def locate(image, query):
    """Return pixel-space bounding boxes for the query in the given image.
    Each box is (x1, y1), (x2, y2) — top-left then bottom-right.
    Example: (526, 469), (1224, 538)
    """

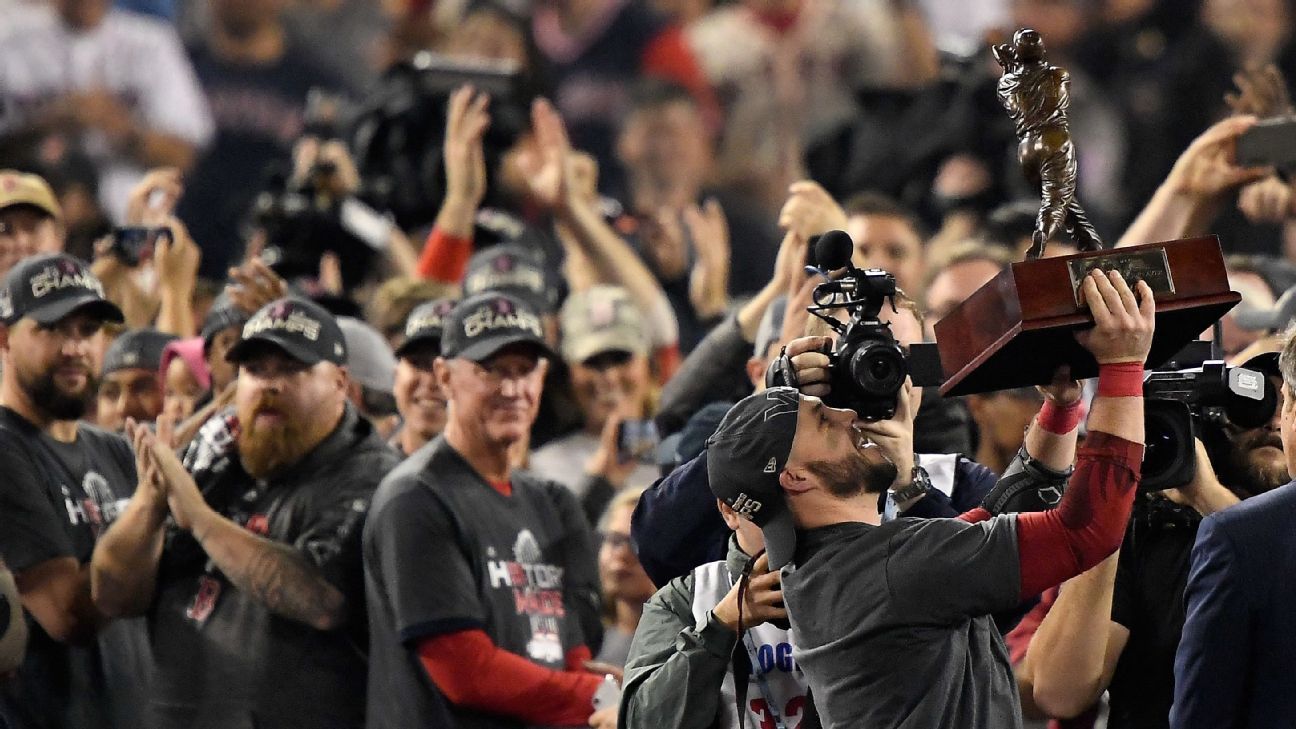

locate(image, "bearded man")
(92, 297), (399, 729)
(0, 253), (154, 729)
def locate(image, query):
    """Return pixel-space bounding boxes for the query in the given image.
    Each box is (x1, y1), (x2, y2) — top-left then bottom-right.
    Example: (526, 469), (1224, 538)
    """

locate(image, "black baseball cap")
(462, 244), (561, 315)
(706, 387), (803, 569)
(0, 253), (123, 326)
(201, 292), (247, 352)
(441, 291), (552, 363)
(394, 297), (458, 358)
(226, 297), (347, 366)
(102, 329), (177, 377)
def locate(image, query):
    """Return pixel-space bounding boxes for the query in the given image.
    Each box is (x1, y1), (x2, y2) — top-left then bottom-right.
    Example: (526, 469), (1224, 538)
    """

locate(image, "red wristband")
(1037, 397), (1085, 435)
(1096, 361), (1145, 398)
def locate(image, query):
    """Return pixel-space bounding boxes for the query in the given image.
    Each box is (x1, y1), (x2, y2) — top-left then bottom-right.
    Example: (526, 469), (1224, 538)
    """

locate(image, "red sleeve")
(1014, 432), (1142, 600)
(641, 27), (722, 132)
(416, 226), (474, 282)
(957, 507), (992, 524)
(418, 629), (601, 726)
(565, 644), (592, 672)
(653, 343), (681, 384)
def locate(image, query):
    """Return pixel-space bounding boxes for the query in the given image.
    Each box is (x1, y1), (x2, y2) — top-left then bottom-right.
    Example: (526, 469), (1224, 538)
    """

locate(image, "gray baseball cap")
(338, 317), (396, 394)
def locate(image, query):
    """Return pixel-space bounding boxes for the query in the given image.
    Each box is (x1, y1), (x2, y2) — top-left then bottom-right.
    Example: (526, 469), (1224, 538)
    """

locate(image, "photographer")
(1022, 349), (1286, 728)
(632, 251), (1084, 589)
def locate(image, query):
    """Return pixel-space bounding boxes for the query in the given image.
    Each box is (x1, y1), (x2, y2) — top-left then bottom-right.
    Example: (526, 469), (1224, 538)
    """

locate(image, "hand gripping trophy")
(994, 28), (1104, 259)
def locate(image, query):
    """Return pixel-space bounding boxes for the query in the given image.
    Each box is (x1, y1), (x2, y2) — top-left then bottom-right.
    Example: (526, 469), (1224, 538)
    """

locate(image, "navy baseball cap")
(707, 387), (802, 569)
(226, 297), (347, 366)
(441, 291), (552, 363)
(394, 297), (458, 358)
(0, 253), (123, 326)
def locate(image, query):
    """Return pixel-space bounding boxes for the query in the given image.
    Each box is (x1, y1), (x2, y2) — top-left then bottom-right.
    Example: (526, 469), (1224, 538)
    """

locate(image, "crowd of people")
(4, 0), (1296, 727)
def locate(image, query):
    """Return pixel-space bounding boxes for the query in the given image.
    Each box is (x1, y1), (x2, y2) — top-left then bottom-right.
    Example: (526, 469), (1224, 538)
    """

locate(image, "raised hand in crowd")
(436, 85), (491, 238)
(125, 167), (184, 226)
(225, 257), (288, 315)
(778, 180), (848, 243)
(1224, 64), (1294, 117)
(1117, 116), (1271, 248)
(1237, 174), (1296, 224)
(586, 407), (643, 491)
(685, 199), (730, 320)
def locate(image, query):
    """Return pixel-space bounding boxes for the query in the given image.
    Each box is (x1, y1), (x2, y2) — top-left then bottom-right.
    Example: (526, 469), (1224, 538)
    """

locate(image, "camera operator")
(701, 269), (1152, 728)
(632, 253), (1084, 590)
(1023, 349), (1287, 729)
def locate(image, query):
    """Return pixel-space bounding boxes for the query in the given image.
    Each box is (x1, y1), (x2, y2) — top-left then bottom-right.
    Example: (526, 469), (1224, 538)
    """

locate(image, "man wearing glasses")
(363, 291), (606, 729)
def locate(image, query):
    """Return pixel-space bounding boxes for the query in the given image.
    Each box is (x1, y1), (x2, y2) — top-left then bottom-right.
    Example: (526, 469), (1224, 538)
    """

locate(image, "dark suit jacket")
(1171, 480), (1296, 729)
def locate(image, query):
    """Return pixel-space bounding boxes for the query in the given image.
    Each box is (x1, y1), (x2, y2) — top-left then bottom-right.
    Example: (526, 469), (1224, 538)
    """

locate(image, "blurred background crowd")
(3, 0), (1296, 727)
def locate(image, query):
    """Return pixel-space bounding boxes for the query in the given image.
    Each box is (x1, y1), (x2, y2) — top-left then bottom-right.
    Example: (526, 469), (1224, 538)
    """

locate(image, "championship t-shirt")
(783, 517), (1022, 729)
(364, 436), (601, 729)
(0, 407), (148, 729)
(146, 405), (396, 729)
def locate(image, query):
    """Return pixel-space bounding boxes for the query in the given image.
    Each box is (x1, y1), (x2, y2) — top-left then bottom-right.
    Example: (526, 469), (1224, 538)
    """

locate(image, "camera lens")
(849, 342), (907, 397)
(1141, 399), (1196, 492)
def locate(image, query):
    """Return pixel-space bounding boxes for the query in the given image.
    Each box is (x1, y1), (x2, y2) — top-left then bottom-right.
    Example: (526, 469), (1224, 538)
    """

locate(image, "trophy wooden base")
(933, 236), (1240, 397)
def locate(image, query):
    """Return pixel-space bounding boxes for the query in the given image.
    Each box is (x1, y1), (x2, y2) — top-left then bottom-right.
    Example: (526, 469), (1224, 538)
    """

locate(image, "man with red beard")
(363, 291), (604, 729)
(91, 297), (399, 729)
(0, 253), (151, 729)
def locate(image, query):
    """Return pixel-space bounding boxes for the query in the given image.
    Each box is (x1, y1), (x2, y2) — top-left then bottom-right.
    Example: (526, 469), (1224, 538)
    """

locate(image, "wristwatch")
(889, 461), (932, 504)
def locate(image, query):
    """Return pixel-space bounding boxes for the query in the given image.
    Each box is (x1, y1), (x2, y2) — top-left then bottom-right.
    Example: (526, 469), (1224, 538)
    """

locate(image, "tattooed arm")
(191, 519), (346, 631)
(149, 434), (347, 631)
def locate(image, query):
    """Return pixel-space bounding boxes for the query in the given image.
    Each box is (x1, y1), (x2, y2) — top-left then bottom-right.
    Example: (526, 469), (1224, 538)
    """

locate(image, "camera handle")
(764, 341), (837, 393)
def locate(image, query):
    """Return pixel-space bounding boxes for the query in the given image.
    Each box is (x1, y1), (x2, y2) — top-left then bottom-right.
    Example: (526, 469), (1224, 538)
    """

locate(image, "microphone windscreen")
(815, 230), (855, 271)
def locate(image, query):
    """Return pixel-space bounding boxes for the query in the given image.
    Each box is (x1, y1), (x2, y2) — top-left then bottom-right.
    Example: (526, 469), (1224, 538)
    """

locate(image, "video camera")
(1141, 341), (1278, 491)
(348, 52), (531, 229)
(766, 230), (942, 421)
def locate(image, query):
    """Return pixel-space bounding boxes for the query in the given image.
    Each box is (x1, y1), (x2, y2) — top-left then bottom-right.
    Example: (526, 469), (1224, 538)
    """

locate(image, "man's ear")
(434, 357), (452, 395)
(717, 498), (741, 530)
(745, 356), (766, 391)
(779, 465), (813, 495)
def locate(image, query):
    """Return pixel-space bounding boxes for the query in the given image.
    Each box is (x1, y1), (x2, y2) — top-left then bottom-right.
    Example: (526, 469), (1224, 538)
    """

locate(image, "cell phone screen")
(617, 419), (660, 461)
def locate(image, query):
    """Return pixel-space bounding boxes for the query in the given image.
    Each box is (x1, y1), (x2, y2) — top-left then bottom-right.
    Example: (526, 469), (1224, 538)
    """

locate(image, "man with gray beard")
(92, 297), (398, 729)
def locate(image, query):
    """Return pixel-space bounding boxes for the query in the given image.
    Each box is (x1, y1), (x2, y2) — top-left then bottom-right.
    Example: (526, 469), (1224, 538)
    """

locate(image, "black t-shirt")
(1107, 497), (1200, 729)
(146, 405), (398, 729)
(363, 436), (602, 729)
(0, 407), (147, 729)
(177, 42), (349, 279)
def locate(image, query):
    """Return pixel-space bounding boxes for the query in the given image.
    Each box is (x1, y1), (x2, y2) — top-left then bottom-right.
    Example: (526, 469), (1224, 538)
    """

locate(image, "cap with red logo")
(0, 170), (61, 220)
(559, 285), (648, 364)
(0, 253), (123, 326)
(461, 244), (561, 315)
(441, 292), (553, 363)
(226, 297), (347, 366)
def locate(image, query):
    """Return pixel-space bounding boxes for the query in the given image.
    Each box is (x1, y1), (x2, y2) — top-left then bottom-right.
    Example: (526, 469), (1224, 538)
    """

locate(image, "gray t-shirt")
(783, 516), (1022, 729)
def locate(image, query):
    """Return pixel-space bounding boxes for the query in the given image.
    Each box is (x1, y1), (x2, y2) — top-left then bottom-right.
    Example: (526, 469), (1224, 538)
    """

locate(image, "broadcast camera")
(1141, 341), (1278, 491)
(766, 230), (941, 421)
(348, 52), (531, 229)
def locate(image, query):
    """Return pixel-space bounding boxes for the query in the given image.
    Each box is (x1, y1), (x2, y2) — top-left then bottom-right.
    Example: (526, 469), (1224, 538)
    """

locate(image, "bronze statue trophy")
(993, 29), (1103, 259)
(932, 28), (1241, 396)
